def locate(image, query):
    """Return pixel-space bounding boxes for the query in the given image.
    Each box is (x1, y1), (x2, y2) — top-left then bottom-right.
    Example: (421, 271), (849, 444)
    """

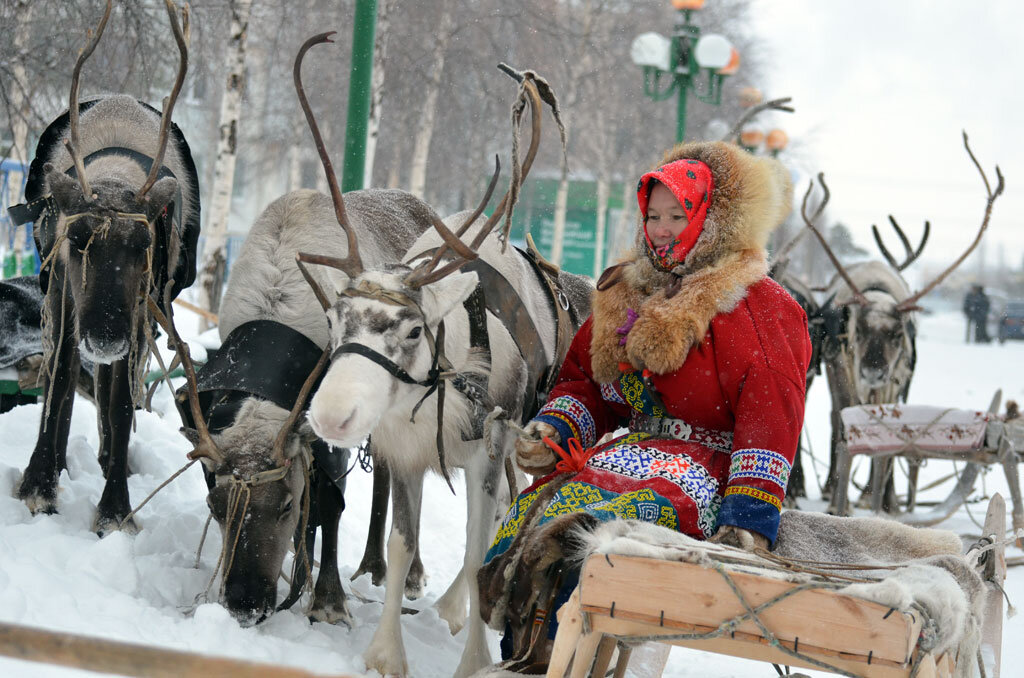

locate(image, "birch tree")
(407, 0), (455, 200)
(364, 0), (396, 188)
(197, 0), (254, 326)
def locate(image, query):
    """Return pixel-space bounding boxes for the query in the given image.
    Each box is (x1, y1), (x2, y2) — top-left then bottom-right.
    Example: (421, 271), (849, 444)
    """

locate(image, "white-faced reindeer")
(295, 42), (591, 678)
(804, 136), (1004, 513)
(14, 0), (198, 535)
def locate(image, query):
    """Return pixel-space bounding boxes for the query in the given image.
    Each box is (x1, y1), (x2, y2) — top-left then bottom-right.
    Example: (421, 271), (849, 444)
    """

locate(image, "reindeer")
(13, 0), (198, 535)
(293, 41), (590, 678)
(803, 136), (1004, 513)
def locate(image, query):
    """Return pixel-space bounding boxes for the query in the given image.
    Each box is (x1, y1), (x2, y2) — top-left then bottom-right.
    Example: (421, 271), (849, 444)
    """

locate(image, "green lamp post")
(631, 0), (739, 143)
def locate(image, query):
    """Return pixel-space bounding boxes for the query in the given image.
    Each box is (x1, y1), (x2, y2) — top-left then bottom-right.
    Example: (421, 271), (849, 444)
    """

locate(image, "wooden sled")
(828, 390), (1024, 540)
(545, 496), (1007, 678)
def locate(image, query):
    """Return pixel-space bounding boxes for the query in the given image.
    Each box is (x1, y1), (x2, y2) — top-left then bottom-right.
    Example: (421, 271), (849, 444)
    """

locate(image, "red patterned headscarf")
(637, 158), (714, 271)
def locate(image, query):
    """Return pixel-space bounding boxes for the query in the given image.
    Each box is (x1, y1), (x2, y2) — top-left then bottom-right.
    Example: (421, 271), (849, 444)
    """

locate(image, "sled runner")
(829, 389), (1024, 539)
(544, 495), (1007, 678)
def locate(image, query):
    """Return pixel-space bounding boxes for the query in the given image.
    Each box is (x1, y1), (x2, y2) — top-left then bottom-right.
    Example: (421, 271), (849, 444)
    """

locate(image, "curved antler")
(801, 172), (868, 306)
(293, 32), (363, 279)
(404, 66), (549, 288)
(65, 0), (113, 200)
(872, 215), (930, 272)
(721, 97), (795, 143)
(148, 281), (223, 464)
(271, 349), (329, 462)
(139, 0), (190, 199)
(896, 131), (1005, 312)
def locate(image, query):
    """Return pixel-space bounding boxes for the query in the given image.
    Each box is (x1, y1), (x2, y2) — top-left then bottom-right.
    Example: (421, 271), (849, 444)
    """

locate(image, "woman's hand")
(514, 421), (559, 476)
(708, 525), (769, 552)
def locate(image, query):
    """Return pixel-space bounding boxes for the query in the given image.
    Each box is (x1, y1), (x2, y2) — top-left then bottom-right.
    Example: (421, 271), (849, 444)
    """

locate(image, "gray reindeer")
(12, 0), (198, 535)
(296, 46), (592, 678)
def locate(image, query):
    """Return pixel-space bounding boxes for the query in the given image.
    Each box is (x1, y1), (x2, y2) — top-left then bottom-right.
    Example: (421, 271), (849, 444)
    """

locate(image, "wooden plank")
(0, 621), (353, 678)
(547, 590), (584, 678)
(580, 555), (917, 664)
(979, 493), (1006, 678)
(588, 615), (923, 678)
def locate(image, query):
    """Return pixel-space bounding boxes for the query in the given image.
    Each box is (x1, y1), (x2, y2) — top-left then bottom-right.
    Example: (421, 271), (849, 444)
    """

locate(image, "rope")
(118, 459), (197, 530)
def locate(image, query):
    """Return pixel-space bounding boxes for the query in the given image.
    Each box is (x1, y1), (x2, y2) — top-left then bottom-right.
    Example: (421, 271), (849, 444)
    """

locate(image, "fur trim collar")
(591, 248), (767, 382)
(590, 142), (790, 382)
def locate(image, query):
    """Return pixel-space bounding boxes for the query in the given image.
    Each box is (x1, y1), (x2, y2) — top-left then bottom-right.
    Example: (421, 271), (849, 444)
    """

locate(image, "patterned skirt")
(485, 431), (732, 565)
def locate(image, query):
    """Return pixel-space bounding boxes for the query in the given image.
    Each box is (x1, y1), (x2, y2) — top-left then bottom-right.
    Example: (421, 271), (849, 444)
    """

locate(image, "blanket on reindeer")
(479, 505), (991, 676)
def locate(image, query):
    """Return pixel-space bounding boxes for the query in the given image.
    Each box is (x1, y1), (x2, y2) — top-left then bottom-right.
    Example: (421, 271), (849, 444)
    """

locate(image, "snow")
(1, 309), (1022, 677)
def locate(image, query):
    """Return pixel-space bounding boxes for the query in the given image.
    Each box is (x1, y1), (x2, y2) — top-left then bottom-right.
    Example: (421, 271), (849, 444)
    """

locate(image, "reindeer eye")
(406, 326), (422, 340)
(280, 497), (294, 516)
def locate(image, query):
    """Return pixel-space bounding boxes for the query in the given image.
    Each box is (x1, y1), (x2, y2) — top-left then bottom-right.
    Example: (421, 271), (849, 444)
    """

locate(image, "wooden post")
(0, 621), (355, 678)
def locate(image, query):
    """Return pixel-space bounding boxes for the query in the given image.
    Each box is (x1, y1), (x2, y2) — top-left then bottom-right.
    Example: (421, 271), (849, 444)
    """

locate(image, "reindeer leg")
(310, 468), (352, 626)
(352, 451), (389, 586)
(93, 356), (138, 536)
(453, 449), (503, 678)
(94, 363), (113, 478)
(405, 513), (427, 600)
(363, 470), (422, 677)
(18, 288), (78, 515)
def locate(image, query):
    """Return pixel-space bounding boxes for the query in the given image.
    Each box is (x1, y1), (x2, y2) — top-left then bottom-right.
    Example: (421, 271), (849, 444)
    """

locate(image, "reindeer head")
(49, 168), (178, 362)
(50, 0), (188, 363)
(187, 400), (312, 625)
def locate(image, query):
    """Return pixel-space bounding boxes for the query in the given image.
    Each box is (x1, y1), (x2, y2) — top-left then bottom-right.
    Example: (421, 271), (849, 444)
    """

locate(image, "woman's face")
(646, 183), (688, 248)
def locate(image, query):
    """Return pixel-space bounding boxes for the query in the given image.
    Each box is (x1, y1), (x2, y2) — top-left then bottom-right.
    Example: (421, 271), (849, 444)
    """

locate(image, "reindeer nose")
(309, 408), (357, 444)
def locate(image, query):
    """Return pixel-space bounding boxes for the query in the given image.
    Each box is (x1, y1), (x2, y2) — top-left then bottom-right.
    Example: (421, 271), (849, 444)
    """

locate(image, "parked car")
(998, 300), (1024, 343)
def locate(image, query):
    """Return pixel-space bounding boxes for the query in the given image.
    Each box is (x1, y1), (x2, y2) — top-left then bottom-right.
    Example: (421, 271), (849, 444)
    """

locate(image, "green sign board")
(505, 177), (628, 278)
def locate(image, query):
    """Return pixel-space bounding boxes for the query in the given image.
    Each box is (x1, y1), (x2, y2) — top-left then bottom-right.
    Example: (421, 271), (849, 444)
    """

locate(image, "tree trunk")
(197, 0), (253, 329)
(592, 176), (609, 279)
(7, 0), (34, 272)
(550, 171), (569, 266)
(406, 1), (454, 200)
(611, 174), (636, 259)
(364, 0), (395, 188)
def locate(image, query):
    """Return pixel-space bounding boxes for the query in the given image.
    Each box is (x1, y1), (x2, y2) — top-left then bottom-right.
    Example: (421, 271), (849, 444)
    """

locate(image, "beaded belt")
(629, 412), (734, 453)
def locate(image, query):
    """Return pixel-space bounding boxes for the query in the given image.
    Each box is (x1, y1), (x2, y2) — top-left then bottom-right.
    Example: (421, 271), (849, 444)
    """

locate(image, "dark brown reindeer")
(805, 135), (1004, 513)
(13, 0), (199, 535)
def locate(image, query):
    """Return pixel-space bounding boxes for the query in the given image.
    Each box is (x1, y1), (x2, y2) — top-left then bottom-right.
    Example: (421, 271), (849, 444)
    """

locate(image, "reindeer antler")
(293, 32), (363, 279)
(896, 131), (1005, 311)
(721, 97), (795, 143)
(801, 173), (869, 306)
(148, 281), (223, 464)
(271, 349), (329, 463)
(65, 0), (113, 200)
(138, 0), (190, 199)
(404, 66), (550, 289)
(872, 215), (930, 272)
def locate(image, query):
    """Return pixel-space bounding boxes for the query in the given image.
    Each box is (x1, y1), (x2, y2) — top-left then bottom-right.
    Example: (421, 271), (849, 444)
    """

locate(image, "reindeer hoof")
(351, 558), (387, 587)
(93, 513), (139, 538)
(16, 478), (58, 516)
(309, 600), (353, 628)
(364, 634), (408, 677)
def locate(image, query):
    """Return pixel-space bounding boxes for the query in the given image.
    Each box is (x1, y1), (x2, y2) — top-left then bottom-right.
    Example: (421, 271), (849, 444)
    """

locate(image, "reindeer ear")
(420, 271), (479, 326)
(179, 426), (202, 447)
(143, 176), (178, 223)
(46, 167), (84, 212)
(297, 420), (319, 447)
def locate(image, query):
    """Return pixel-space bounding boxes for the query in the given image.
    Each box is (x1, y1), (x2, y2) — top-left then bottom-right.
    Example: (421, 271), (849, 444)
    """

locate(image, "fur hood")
(591, 142), (793, 383)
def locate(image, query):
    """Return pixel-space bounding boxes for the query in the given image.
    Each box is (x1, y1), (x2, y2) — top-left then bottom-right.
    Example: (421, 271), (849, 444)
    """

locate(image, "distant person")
(963, 285), (982, 343)
(975, 286), (991, 343)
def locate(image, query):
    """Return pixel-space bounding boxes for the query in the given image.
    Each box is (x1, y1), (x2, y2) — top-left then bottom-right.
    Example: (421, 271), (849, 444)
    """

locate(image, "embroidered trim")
(728, 448), (791, 492)
(600, 382), (627, 405)
(537, 396), (597, 448)
(724, 485), (781, 511)
(629, 412), (733, 453)
(588, 445), (720, 535)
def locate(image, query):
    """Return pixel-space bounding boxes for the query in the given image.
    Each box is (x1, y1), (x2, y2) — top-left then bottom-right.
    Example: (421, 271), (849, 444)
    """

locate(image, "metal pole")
(341, 0), (378, 193)
(676, 76), (689, 144)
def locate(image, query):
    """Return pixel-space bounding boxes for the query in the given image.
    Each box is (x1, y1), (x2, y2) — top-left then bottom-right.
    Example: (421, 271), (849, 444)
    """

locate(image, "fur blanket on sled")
(478, 510), (988, 677)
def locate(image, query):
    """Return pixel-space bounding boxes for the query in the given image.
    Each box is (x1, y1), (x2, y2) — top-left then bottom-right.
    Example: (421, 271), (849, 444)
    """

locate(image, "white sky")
(747, 0), (1024, 275)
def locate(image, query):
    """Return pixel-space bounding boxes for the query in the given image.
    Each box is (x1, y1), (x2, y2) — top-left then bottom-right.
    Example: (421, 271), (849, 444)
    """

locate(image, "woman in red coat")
(479, 141), (812, 666)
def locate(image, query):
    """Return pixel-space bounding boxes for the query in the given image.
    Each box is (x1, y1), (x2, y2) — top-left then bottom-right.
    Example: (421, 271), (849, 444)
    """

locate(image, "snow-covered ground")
(1, 310), (1022, 677)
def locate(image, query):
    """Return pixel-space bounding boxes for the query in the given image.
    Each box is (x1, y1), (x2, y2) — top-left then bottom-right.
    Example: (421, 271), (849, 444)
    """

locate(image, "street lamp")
(739, 127), (789, 157)
(630, 0), (740, 143)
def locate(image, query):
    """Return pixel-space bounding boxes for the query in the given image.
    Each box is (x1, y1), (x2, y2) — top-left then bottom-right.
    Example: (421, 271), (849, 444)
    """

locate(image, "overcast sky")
(746, 0), (1024, 279)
